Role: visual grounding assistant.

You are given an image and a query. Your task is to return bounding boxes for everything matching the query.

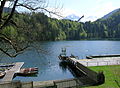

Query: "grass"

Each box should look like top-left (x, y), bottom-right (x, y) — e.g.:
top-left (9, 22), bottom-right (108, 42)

top-left (84, 65), bottom-right (120, 88)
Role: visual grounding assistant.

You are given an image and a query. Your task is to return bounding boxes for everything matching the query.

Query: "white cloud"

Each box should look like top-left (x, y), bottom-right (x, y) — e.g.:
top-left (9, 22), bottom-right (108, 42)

top-left (94, 1), bottom-right (118, 18)
top-left (5, 1), bottom-right (11, 7)
top-left (49, 7), bottom-right (98, 22)
top-left (81, 16), bottom-right (98, 22)
top-left (45, 0), bottom-right (120, 22)
top-left (80, 1), bottom-right (119, 22)
top-left (61, 8), bottom-right (86, 18)
top-left (46, 8), bottom-right (83, 19)
top-left (96, 0), bottom-right (104, 3)
top-left (61, 8), bottom-right (78, 17)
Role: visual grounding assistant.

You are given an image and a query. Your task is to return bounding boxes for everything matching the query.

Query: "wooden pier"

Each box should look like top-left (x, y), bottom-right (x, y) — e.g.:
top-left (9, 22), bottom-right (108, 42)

top-left (86, 54), bottom-right (120, 59)
top-left (81, 55), bottom-right (120, 66)
top-left (59, 55), bottom-right (105, 85)
top-left (1, 62), bottom-right (24, 82)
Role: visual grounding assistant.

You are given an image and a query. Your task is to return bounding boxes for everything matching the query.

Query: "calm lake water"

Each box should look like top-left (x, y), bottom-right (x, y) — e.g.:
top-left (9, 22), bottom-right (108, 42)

top-left (1, 40), bottom-right (120, 81)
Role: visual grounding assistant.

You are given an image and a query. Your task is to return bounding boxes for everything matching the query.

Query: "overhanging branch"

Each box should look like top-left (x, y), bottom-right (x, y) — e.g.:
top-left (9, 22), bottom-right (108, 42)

top-left (0, 0), bottom-right (19, 30)
top-left (0, 47), bottom-right (26, 57)
top-left (16, 3), bottom-right (63, 18)
top-left (0, 0), bottom-right (6, 22)
top-left (0, 33), bottom-right (29, 53)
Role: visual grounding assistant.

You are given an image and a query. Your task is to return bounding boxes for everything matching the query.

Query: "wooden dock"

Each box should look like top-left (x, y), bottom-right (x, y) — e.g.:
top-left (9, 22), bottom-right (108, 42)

top-left (59, 55), bottom-right (105, 85)
top-left (86, 54), bottom-right (120, 59)
top-left (78, 57), bottom-right (120, 66)
top-left (1, 62), bottom-right (24, 82)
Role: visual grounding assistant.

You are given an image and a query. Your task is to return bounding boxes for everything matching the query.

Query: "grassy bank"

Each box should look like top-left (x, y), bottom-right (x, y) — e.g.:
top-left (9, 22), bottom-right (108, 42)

top-left (84, 65), bottom-right (120, 88)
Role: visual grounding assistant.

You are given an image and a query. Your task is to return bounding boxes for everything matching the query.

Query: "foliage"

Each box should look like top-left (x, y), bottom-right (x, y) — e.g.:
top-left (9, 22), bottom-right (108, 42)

top-left (0, 0), bottom-right (120, 57)
top-left (2, 26), bottom-right (17, 38)
top-left (4, 8), bottom-right (120, 41)
top-left (0, 0), bottom-right (48, 57)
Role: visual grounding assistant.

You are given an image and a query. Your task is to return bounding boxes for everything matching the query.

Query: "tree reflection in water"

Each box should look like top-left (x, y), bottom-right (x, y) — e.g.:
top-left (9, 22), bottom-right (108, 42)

top-left (59, 61), bottom-right (85, 78)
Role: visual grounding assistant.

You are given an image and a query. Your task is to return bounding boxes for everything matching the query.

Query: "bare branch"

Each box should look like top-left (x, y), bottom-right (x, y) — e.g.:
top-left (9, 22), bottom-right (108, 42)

top-left (16, 3), bottom-right (63, 18)
top-left (0, 0), bottom-right (63, 57)
top-left (0, 0), bottom-right (19, 30)
top-left (0, 0), bottom-right (7, 22)
top-left (0, 33), bottom-right (29, 53)
top-left (0, 47), bottom-right (26, 57)
top-left (0, 33), bottom-right (29, 57)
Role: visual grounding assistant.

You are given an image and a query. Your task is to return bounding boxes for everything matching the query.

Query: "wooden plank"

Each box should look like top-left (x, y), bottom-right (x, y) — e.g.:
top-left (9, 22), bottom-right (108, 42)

top-left (10, 62), bottom-right (24, 72)
top-left (2, 62), bottom-right (24, 82)
top-left (2, 71), bottom-right (15, 81)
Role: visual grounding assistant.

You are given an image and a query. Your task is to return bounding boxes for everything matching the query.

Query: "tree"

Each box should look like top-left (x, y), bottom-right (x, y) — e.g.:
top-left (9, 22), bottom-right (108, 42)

top-left (0, 0), bottom-right (61, 57)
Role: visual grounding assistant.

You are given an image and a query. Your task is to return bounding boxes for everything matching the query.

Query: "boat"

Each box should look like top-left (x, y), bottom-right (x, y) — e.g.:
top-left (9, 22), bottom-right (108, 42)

top-left (59, 48), bottom-right (79, 61)
top-left (0, 64), bottom-right (14, 67)
top-left (17, 67), bottom-right (38, 76)
top-left (58, 54), bottom-right (68, 60)
top-left (58, 48), bottom-right (68, 61)
top-left (17, 71), bottom-right (38, 76)
top-left (20, 67), bottom-right (38, 71)
top-left (0, 71), bottom-right (6, 78)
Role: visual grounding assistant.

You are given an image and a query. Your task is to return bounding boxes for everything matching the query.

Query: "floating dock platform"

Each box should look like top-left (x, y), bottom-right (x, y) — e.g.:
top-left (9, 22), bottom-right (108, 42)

top-left (1, 62), bottom-right (24, 82)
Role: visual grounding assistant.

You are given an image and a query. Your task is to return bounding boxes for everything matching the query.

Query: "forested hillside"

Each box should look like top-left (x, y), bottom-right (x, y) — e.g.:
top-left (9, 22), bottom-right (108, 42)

top-left (1, 8), bottom-right (120, 41)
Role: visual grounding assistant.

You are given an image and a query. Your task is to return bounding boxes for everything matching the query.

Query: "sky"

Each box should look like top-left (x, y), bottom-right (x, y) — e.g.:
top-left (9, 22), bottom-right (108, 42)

top-left (49, 0), bottom-right (120, 22)
top-left (5, 0), bottom-right (120, 22)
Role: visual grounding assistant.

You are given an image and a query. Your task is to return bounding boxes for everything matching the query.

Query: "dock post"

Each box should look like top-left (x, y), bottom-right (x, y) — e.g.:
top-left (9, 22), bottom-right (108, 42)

top-left (87, 62), bottom-right (88, 66)
top-left (97, 62), bottom-right (99, 66)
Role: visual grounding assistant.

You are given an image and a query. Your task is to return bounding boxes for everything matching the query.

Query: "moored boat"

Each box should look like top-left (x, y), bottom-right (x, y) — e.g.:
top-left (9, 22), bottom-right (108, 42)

top-left (20, 67), bottom-right (38, 72)
top-left (17, 71), bottom-right (38, 76)
top-left (0, 64), bottom-right (14, 67)
top-left (0, 72), bottom-right (6, 78)
top-left (17, 67), bottom-right (38, 76)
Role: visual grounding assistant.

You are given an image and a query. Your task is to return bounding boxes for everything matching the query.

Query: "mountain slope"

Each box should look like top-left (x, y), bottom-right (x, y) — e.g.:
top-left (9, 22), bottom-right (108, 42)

top-left (102, 8), bottom-right (120, 19)
top-left (96, 8), bottom-right (120, 38)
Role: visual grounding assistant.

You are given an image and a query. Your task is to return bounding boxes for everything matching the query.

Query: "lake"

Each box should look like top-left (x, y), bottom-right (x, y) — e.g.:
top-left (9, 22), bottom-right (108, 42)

top-left (0, 40), bottom-right (120, 81)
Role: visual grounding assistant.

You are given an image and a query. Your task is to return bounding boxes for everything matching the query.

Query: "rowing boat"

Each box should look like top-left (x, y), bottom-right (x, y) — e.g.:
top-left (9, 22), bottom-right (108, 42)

top-left (0, 71), bottom-right (6, 78)
top-left (17, 67), bottom-right (38, 76)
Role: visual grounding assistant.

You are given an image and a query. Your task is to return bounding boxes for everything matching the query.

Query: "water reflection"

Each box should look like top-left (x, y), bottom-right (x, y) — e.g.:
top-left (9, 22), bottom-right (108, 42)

top-left (59, 61), bottom-right (68, 72)
top-left (59, 61), bottom-right (97, 86)
top-left (17, 74), bottom-right (38, 77)
top-left (59, 61), bottom-right (85, 78)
